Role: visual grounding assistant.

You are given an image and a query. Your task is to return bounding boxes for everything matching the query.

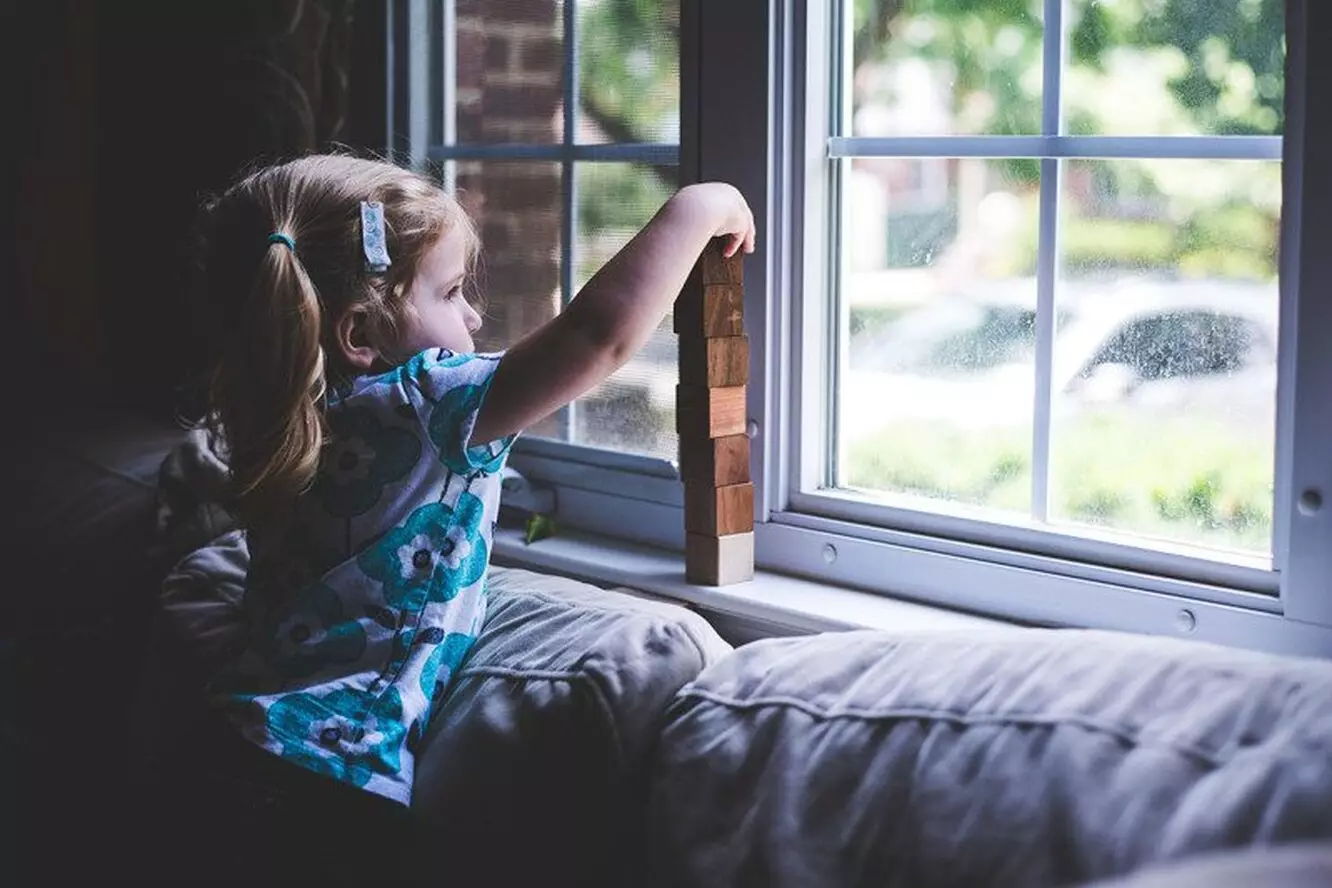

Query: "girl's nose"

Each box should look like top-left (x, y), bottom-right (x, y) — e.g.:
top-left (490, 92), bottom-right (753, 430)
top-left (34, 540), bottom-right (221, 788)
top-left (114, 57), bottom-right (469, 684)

top-left (465, 301), bottom-right (483, 334)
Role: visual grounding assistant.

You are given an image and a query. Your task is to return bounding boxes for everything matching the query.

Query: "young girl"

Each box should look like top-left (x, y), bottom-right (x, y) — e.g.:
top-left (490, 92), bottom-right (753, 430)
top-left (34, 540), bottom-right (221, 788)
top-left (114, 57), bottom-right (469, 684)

top-left (194, 154), bottom-right (755, 806)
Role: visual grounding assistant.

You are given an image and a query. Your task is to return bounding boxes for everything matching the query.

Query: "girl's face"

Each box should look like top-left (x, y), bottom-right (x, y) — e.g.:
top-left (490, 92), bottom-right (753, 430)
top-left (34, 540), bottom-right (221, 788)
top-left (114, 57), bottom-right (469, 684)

top-left (397, 226), bottom-right (483, 355)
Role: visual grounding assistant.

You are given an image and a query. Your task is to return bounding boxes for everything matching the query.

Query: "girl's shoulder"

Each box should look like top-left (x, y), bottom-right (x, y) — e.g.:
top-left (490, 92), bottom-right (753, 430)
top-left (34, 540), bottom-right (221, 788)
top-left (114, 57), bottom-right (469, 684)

top-left (331, 347), bottom-right (514, 477)
top-left (340, 348), bottom-right (504, 401)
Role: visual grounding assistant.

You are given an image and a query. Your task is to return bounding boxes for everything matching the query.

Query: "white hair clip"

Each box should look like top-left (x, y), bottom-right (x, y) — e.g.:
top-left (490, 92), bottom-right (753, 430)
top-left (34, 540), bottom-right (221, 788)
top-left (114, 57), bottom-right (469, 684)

top-left (360, 200), bottom-right (391, 273)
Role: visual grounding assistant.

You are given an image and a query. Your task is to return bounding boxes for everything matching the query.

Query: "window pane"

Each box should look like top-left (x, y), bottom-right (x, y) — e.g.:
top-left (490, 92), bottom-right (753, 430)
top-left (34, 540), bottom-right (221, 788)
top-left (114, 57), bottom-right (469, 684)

top-left (1065, 0), bottom-right (1284, 137)
top-left (849, 0), bottom-right (1043, 137)
top-left (454, 0), bottom-right (565, 143)
top-left (573, 162), bottom-right (678, 460)
top-left (839, 158), bottom-right (1041, 514)
top-left (577, 0), bottom-right (680, 144)
top-left (1052, 159), bottom-right (1281, 555)
top-left (460, 161), bottom-right (567, 440)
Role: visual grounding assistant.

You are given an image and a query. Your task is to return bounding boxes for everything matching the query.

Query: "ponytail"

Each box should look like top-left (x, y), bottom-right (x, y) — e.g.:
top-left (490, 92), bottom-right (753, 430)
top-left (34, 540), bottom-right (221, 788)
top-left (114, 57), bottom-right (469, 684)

top-left (210, 231), bottom-right (327, 535)
top-left (197, 154), bottom-right (481, 548)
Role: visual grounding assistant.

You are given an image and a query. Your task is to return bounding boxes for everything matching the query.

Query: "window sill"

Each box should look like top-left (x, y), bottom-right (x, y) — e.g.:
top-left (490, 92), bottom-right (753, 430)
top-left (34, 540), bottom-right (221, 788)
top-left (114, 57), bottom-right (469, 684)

top-left (491, 526), bottom-right (1014, 641)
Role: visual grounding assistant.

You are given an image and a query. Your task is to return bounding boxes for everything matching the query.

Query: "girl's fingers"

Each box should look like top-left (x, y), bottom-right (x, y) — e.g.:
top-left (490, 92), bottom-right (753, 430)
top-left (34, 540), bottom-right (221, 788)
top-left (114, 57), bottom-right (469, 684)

top-left (723, 231), bottom-right (745, 258)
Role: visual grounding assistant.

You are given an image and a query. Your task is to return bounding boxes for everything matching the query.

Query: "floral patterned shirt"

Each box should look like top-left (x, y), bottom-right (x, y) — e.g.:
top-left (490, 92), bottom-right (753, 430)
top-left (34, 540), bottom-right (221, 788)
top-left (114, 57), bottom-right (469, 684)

top-left (209, 349), bottom-right (514, 805)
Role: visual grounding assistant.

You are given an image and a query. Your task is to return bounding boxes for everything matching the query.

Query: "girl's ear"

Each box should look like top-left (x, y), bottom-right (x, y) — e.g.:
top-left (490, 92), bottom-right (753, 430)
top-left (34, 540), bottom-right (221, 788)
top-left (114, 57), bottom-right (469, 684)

top-left (334, 307), bottom-right (382, 371)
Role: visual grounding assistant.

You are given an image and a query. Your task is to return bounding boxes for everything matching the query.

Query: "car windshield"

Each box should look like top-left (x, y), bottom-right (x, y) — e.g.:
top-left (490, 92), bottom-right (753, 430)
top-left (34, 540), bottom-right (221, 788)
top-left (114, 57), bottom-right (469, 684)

top-left (854, 301), bottom-right (1072, 377)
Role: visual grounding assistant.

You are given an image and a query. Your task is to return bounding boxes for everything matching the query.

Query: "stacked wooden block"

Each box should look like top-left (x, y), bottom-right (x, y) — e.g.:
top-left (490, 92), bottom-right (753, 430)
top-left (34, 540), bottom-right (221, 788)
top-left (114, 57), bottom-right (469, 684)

top-left (676, 239), bottom-right (755, 585)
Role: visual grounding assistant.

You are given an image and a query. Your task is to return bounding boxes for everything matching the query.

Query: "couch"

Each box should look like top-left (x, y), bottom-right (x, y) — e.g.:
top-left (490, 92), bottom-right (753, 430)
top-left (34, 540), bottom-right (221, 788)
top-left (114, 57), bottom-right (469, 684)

top-left (7, 407), bottom-right (1332, 886)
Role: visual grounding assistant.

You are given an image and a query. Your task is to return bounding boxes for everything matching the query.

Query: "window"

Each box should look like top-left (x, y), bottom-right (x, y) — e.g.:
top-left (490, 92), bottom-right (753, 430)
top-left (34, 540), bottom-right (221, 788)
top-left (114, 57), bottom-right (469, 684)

top-left (399, 0), bottom-right (681, 463)
top-left (812, 0), bottom-right (1285, 565)
top-left (782, 0), bottom-right (1332, 643)
top-left (400, 0), bottom-right (1332, 650)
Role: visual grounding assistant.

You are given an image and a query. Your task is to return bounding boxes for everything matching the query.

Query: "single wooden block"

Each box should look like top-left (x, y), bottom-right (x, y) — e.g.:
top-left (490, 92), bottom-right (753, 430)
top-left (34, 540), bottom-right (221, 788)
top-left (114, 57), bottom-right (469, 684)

top-left (673, 281), bottom-right (744, 339)
top-left (686, 532), bottom-right (755, 586)
top-left (678, 433), bottom-right (751, 487)
top-left (699, 239), bottom-right (744, 285)
top-left (684, 482), bottom-right (755, 536)
top-left (676, 385), bottom-right (746, 439)
top-left (679, 335), bottom-right (749, 387)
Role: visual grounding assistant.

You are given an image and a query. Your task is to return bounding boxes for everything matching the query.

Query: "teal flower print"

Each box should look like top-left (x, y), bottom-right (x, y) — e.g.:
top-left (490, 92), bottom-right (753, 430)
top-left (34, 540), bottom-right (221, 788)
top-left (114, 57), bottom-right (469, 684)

top-left (433, 491), bottom-right (489, 601)
top-left (428, 383), bottom-right (508, 475)
top-left (373, 349), bottom-right (474, 395)
top-left (420, 348), bottom-right (475, 372)
top-left (357, 497), bottom-right (490, 608)
top-left (254, 584), bottom-right (367, 679)
top-left (315, 406), bottom-right (421, 518)
top-left (357, 502), bottom-right (449, 609)
top-left (356, 501), bottom-right (474, 608)
top-left (419, 631), bottom-right (475, 706)
top-left (266, 687), bottom-right (406, 788)
top-left (361, 349), bottom-right (487, 397)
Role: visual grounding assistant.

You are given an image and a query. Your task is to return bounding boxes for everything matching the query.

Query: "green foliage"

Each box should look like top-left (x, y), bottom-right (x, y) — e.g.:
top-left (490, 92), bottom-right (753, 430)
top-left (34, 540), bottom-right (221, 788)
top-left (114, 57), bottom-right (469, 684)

top-left (578, 163), bottom-right (672, 234)
top-left (579, 0), bottom-right (679, 144)
top-left (844, 409), bottom-right (1274, 553)
top-left (1004, 205), bottom-right (1279, 281)
top-left (1137, 0), bottom-right (1285, 135)
top-left (849, 305), bottom-right (909, 338)
top-left (851, 0), bottom-right (1284, 135)
top-left (524, 513), bottom-right (558, 545)
top-left (1061, 218), bottom-right (1178, 275)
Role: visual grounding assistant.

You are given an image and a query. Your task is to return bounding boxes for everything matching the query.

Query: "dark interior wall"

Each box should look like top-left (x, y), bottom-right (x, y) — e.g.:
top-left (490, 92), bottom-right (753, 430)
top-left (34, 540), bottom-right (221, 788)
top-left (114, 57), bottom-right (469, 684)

top-left (6, 0), bottom-right (387, 418)
top-left (6, 0), bottom-right (101, 384)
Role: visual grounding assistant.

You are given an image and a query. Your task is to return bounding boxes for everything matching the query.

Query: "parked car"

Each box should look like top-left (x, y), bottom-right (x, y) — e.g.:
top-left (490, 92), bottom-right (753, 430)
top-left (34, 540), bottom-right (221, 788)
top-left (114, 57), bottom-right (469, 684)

top-left (579, 278), bottom-right (1279, 451)
top-left (841, 278), bottom-right (1279, 442)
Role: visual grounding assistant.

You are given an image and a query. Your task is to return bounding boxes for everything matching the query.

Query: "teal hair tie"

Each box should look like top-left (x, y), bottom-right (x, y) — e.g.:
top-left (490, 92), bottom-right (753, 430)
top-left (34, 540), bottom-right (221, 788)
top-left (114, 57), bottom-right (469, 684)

top-left (268, 232), bottom-right (296, 251)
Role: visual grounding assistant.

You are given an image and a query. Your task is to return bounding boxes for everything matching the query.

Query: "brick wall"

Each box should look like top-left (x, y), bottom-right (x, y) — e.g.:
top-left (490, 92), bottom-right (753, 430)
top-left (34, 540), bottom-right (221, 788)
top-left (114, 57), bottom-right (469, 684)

top-left (453, 0), bottom-right (564, 436)
top-left (454, 0), bottom-right (562, 348)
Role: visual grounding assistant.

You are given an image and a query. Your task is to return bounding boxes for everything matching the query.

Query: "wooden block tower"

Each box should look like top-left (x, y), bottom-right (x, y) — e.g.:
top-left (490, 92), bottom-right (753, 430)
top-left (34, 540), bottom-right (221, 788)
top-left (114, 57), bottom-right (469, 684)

top-left (676, 238), bottom-right (755, 585)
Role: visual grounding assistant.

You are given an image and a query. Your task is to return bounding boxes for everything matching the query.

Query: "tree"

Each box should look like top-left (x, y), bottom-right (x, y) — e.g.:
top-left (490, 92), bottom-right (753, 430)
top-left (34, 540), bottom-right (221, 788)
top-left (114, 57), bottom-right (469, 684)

top-left (848, 0), bottom-right (1284, 280)
top-left (851, 0), bottom-right (1284, 137)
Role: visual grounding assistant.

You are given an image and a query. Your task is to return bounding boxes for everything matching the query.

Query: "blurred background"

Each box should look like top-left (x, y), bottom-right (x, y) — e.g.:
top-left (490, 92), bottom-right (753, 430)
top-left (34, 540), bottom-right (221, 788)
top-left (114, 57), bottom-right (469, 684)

top-left (835, 0), bottom-right (1283, 556)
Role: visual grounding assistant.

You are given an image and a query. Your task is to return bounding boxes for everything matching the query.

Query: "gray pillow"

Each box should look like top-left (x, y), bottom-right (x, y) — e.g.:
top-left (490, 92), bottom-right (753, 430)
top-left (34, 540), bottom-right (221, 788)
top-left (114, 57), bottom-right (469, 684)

top-left (648, 628), bottom-right (1332, 888)
top-left (1075, 841), bottom-right (1332, 888)
top-left (413, 566), bottom-right (732, 887)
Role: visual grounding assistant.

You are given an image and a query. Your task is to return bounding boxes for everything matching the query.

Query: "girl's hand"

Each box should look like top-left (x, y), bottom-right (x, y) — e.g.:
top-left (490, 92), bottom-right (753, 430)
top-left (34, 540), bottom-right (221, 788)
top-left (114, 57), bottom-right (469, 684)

top-left (677, 182), bottom-right (757, 258)
top-left (472, 180), bottom-right (756, 444)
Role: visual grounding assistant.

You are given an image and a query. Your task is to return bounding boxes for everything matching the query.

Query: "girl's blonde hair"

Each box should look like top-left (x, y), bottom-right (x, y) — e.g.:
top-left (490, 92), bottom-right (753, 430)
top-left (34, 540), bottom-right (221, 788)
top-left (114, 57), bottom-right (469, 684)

top-left (196, 154), bottom-right (478, 535)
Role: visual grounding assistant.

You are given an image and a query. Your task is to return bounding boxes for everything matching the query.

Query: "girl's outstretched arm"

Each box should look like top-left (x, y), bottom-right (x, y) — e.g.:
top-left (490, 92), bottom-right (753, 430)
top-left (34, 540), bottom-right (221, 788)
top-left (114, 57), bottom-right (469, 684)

top-left (471, 182), bottom-right (756, 444)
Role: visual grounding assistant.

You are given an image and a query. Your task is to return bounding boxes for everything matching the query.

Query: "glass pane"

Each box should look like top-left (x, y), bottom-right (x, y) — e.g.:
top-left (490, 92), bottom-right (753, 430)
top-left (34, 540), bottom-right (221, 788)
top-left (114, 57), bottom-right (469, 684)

top-left (849, 0), bottom-right (1043, 137)
top-left (839, 158), bottom-right (1041, 514)
top-left (1052, 159), bottom-right (1280, 555)
top-left (574, 162), bottom-right (678, 460)
top-left (1065, 0), bottom-right (1284, 136)
top-left (454, 0), bottom-right (565, 143)
top-left (459, 161), bottom-right (566, 440)
top-left (576, 0), bottom-right (680, 144)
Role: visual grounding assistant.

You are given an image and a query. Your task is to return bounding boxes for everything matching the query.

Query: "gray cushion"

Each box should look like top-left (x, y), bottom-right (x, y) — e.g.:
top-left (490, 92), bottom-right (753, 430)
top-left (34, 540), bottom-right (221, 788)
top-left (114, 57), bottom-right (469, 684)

top-left (1077, 841), bottom-right (1332, 888)
top-left (155, 532), bottom-right (731, 887)
top-left (647, 629), bottom-right (1332, 888)
top-left (3, 407), bottom-right (186, 617)
top-left (413, 566), bottom-right (732, 887)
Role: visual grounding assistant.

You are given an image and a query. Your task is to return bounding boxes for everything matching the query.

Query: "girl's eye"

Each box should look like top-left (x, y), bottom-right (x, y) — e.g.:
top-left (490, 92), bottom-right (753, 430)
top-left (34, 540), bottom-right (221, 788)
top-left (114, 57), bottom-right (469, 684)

top-left (444, 286), bottom-right (465, 301)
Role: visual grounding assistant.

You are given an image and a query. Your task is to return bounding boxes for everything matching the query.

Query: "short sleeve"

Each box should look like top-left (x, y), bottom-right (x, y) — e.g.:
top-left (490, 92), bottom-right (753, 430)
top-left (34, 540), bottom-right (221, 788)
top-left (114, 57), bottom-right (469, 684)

top-left (401, 348), bottom-right (517, 475)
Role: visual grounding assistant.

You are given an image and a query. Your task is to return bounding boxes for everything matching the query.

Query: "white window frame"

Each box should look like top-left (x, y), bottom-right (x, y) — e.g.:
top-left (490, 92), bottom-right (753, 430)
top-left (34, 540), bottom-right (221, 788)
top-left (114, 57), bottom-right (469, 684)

top-left (769, 0), bottom-right (1332, 650)
top-left (399, 0), bottom-right (1332, 655)
top-left (795, 0), bottom-right (1283, 595)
